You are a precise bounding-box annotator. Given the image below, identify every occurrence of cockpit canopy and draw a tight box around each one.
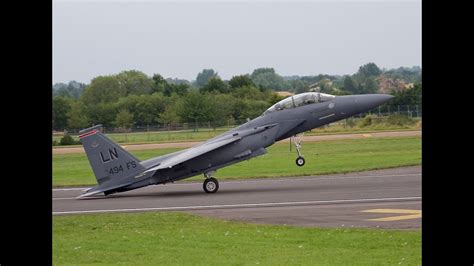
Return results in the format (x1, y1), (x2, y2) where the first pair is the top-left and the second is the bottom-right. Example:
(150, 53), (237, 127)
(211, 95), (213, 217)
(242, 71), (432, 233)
(264, 92), (335, 115)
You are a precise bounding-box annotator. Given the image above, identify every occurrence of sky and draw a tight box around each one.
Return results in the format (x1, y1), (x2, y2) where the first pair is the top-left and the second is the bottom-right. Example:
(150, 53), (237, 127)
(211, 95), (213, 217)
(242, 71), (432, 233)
(53, 0), (421, 84)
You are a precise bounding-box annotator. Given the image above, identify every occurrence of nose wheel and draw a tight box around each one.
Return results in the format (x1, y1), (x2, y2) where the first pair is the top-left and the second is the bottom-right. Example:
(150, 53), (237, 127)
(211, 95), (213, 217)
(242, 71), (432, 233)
(291, 134), (305, 167)
(296, 156), (305, 166)
(203, 172), (219, 193)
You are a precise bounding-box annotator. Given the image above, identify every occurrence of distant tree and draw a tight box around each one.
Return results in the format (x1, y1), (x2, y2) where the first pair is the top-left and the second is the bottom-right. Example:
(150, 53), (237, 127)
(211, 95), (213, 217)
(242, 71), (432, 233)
(53, 81), (86, 99)
(267, 93), (286, 105)
(287, 79), (309, 93)
(357, 63), (382, 78)
(364, 78), (379, 93)
(116, 70), (153, 95)
(115, 110), (134, 129)
(232, 86), (265, 100)
(240, 100), (271, 120)
(67, 101), (89, 129)
(165, 83), (189, 96)
(81, 76), (125, 106)
(207, 93), (235, 127)
(388, 83), (422, 106)
(176, 91), (213, 128)
(52, 96), (71, 130)
(159, 96), (181, 125)
(151, 74), (189, 96)
(201, 77), (229, 93)
(53, 83), (68, 92)
(116, 93), (167, 126)
(151, 73), (168, 94)
(343, 76), (358, 94)
(85, 102), (118, 127)
(195, 69), (218, 87)
(229, 74), (255, 89)
(250, 68), (276, 79)
(383, 66), (422, 83)
(250, 68), (288, 91)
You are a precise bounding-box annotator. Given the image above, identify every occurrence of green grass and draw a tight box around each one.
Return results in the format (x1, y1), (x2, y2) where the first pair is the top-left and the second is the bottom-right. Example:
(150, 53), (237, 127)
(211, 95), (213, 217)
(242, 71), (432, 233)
(53, 137), (421, 187)
(53, 212), (421, 265)
(53, 118), (421, 146)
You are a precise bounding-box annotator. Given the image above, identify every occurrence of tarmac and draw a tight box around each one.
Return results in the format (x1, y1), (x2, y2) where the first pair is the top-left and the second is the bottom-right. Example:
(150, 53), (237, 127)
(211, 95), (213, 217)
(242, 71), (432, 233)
(53, 166), (421, 229)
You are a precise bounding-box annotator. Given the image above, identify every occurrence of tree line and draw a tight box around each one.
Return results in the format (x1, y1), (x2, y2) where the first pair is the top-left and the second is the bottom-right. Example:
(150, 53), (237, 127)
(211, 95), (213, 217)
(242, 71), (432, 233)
(52, 64), (421, 131)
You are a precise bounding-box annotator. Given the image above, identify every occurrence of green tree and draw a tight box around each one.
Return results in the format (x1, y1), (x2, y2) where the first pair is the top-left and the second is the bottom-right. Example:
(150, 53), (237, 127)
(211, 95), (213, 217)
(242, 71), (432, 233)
(159, 97), (181, 125)
(268, 93), (285, 105)
(53, 81), (86, 99)
(164, 83), (189, 96)
(176, 91), (213, 128)
(116, 70), (153, 95)
(232, 86), (265, 100)
(207, 93), (235, 127)
(85, 102), (118, 127)
(357, 63), (382, 78)
(116, 93), (167, 126)
(343, 76), (357, 94)
(250, 68), (288, 91)
(115, 110), (134, 129)
(201, 77), (229, 93)
(287, 79), (309, 93)
(240, 100), (271, 120)
(81, 76), (125, 106)
(67, 101), (89, 129)
(250, 68), (276, 78)
(388, 83), (422, 106)
(152, 74), (189, 96)
(53, 96), (71, 130)
(364, 78), (379, 93)
(151, 73), (168, 94)
(229, 74), (255, 89)
(195, 69), (218, 87)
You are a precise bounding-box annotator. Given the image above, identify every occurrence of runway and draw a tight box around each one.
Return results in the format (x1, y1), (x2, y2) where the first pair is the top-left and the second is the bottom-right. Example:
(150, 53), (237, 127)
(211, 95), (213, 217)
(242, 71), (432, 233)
(53, 166), (421, 229)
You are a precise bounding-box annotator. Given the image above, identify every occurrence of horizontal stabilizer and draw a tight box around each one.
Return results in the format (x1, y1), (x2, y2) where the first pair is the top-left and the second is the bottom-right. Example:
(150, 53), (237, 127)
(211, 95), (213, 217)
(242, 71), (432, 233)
(76, 178), (136, 199)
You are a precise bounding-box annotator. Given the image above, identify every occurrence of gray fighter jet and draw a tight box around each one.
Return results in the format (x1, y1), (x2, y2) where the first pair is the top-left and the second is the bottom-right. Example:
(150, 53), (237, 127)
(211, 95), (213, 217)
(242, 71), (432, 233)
(77, 92), (393, 198)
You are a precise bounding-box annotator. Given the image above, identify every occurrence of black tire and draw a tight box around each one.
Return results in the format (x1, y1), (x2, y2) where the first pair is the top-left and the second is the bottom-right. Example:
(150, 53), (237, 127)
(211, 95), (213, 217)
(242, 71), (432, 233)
(203, 178), (219, 193)
(296, 156), (305, 167)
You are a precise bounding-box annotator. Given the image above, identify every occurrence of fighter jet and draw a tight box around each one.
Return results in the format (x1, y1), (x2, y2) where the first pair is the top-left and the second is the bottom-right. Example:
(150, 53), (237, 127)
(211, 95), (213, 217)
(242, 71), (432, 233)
(77, 92), (393, 198)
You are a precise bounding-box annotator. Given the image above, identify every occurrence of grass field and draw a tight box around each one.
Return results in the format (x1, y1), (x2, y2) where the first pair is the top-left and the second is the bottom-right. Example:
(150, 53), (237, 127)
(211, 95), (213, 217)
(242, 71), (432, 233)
(53, 119), (421, 146)
(53, 212), (421, 265)
(53, 136), (421, 187)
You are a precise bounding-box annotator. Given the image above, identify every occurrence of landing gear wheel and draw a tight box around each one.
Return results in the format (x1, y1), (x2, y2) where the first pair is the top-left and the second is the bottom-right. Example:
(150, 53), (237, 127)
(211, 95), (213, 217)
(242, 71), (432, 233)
(296, 156), (305, 167)
(203, 178), (219, 193)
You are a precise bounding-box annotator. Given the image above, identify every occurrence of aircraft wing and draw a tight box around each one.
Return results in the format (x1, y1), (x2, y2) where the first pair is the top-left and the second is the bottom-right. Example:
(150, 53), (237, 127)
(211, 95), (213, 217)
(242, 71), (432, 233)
(145, 136), (242, 172)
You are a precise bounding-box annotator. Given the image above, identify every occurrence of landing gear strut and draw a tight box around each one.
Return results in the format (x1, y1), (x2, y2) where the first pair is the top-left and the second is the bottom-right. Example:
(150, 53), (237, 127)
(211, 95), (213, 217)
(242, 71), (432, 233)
(203, 172), (219, 193)
(291, 134), (305, 167)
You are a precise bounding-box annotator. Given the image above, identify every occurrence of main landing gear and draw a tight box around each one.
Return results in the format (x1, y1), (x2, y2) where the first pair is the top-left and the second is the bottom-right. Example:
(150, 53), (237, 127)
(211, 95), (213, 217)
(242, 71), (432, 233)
(203, 171), (219, 193)
(291, 133), (305, 167)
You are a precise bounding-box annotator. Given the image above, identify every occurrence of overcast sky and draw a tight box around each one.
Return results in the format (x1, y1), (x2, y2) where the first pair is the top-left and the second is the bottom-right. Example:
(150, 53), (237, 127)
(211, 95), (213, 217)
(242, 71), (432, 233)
(53, 0), (421, 84)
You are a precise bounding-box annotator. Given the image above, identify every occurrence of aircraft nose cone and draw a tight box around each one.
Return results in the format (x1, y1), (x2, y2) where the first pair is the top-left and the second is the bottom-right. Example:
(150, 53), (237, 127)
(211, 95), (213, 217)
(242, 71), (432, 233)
(356, 94), (394, 110)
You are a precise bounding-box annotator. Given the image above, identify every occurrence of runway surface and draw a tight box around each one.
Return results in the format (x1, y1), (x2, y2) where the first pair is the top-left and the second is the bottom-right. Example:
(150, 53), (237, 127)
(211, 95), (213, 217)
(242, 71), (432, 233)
(53, 166), (421, 229)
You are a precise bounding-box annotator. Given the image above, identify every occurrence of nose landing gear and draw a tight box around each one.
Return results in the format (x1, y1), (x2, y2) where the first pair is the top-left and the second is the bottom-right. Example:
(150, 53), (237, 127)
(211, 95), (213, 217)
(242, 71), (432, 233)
(291, 134), (305, 167)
